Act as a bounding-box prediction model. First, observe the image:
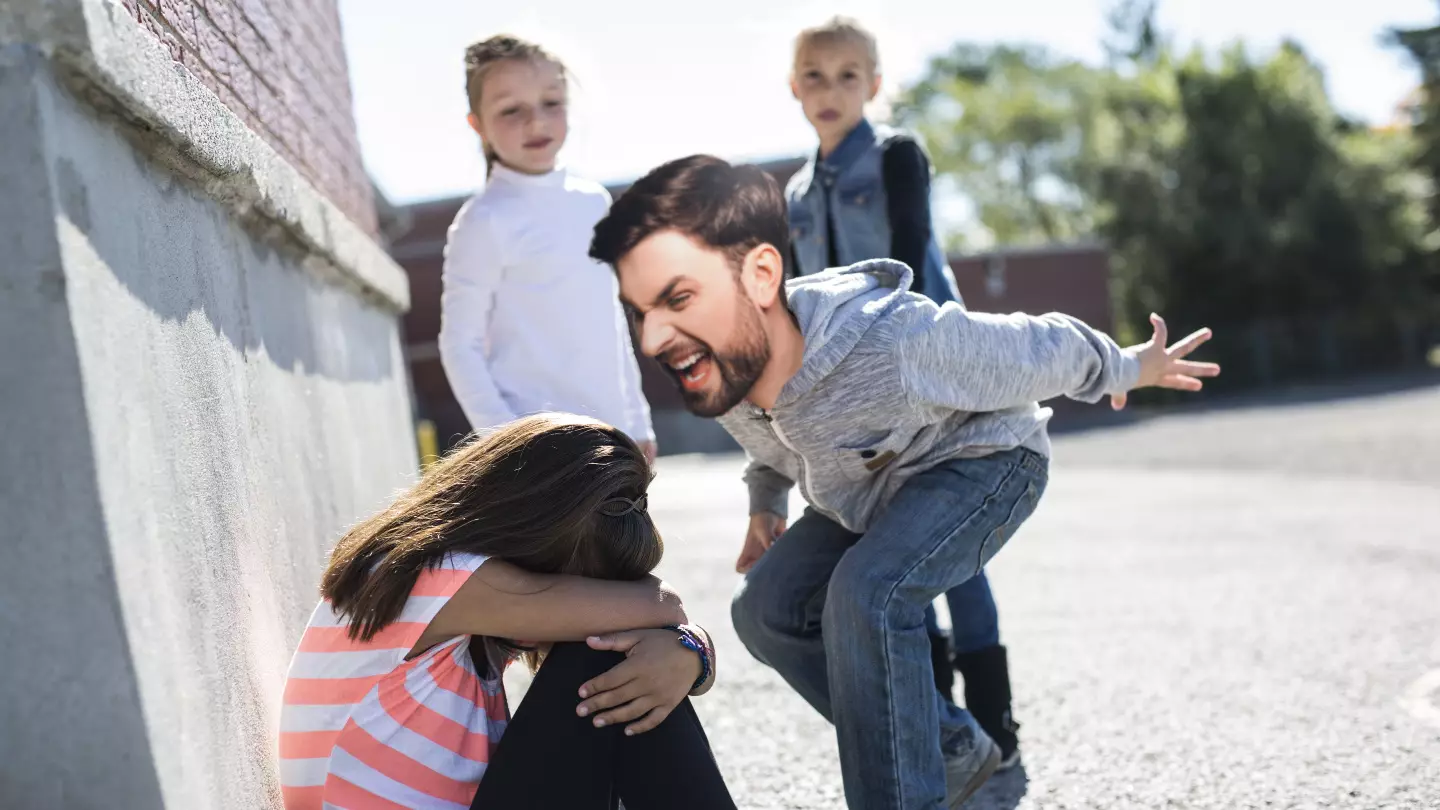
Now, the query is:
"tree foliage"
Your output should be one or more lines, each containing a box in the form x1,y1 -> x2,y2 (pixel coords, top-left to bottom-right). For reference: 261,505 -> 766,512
894,4 -> 1435,380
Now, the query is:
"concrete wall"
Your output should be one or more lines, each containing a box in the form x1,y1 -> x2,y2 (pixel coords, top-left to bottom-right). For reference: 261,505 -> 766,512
0,3 -> 416,808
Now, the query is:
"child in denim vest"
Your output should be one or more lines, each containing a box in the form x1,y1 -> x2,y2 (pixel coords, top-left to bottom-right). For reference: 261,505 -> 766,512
782,16 -> 1022,770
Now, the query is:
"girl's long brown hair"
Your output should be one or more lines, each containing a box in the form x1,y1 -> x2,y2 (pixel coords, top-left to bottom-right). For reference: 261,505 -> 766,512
321,413 -> 660,643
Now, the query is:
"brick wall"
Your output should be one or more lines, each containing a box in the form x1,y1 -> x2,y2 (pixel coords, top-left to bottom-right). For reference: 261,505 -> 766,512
117,0 -> 378,234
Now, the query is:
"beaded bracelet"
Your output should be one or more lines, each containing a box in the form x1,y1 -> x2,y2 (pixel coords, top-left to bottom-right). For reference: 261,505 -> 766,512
664,624 -> 712,693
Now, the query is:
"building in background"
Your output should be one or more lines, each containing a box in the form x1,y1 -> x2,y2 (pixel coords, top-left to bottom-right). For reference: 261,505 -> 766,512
0,1 -> 415,807
388,159 -> 1116,456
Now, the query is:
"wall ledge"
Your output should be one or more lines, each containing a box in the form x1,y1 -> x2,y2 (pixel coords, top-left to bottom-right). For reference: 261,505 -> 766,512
1,0 -> 409,313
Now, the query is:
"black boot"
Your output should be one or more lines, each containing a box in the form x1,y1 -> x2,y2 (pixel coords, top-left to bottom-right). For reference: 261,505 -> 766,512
928,631 -> 955,702
954,644 -> 1021,769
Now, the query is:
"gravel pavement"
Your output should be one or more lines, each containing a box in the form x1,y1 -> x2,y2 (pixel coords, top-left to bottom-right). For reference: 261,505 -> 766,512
516,377 -> 1440,809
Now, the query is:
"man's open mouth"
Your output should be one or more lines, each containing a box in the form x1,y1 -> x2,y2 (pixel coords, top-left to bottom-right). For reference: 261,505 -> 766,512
669,350 -> 714,391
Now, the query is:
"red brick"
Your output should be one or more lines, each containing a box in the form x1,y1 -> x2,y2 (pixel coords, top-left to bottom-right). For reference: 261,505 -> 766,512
155,0 -> 199,47
235,0 -> 279,51
230,58 -> 262,117
137,5 -> 186,63
294,126 -> 316,173
231,15 -> 266,70
124,0 -> 378,235
198,0 -> 236,39
317,153 -> 341,200
268,107 -> 300,161
190,14 -> 231,85
277,54 -> 309,109
255,59 -> 289,112
250,72 -> 280,129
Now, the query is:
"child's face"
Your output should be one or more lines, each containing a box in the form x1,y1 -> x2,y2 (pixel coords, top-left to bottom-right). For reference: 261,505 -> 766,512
790,41 -> 881,148
468,58 -> 568,175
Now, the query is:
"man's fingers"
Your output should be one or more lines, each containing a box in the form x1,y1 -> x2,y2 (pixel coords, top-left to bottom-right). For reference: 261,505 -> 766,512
1149,313 -> 1168,347
1165,327 -> 1212,359
624,706 -> 672,736
736,548 -> 761,574
592,695 -> 659,727
1110,391 -> 1128,411
1159,374 -> 1204,391
586,631 -> 642,654
736,544 -> 756,573
578,660 -> 637,699
1172,359 -> 1221,377
577,680 -> 645,719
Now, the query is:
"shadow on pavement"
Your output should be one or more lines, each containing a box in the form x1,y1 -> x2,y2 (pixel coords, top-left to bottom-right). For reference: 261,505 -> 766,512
963,763 -> 1030,809
1047,368 -> 1440,438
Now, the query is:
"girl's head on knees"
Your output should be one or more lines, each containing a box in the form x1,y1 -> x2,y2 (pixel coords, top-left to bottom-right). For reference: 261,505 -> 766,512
464,35 -> 569,176
322,413 -> 660,640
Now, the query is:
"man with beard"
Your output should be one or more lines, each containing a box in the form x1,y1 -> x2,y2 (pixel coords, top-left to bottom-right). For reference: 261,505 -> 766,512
588,155 -> 1219,810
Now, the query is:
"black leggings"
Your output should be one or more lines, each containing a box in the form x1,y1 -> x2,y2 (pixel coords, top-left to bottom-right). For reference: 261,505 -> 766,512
469,642 -> 738,809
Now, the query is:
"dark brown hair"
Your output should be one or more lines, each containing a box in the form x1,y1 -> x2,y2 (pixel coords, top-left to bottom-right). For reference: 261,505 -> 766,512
321,413 -> 659,642
463,35 -> 567,175
589,155 -> 792,303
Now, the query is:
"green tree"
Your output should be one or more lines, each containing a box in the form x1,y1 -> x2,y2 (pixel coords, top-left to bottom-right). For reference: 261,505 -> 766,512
1388,15 -> 1440,302
892,45 -> 1104,247
895,12 -> 1432,384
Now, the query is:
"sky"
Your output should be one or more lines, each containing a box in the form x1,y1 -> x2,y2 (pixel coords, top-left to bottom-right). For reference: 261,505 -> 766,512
340,0 -> 1438,207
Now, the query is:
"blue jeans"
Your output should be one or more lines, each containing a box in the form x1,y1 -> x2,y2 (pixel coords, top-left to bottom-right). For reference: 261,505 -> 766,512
926,572 -> 1001,653
731,448 -> 1048,810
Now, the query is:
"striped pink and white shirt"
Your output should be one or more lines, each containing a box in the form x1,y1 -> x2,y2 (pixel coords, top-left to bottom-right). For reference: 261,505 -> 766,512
279,552 -> 507,809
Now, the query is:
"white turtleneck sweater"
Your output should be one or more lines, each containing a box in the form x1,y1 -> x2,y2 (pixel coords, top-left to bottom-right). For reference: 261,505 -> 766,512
438,164 -> 654,442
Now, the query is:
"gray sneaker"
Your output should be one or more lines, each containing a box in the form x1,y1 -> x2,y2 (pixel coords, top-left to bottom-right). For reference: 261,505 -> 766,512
944,732 -> 1002,808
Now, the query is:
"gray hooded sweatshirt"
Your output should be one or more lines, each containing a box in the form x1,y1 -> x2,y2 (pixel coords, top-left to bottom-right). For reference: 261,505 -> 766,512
715,259 -> 1141,533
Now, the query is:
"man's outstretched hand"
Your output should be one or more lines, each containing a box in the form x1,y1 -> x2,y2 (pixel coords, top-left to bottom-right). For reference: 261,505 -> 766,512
1112,313 -> 1222,411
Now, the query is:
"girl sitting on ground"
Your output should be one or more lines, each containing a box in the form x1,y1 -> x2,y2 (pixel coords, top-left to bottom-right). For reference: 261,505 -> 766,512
277,414 -> 737,809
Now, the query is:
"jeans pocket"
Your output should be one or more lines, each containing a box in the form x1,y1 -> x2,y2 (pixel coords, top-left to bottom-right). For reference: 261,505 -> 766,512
975,477 -> 1043,575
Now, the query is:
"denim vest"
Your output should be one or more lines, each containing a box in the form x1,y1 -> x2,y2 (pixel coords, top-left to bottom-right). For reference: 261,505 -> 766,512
785,119 -> 961,306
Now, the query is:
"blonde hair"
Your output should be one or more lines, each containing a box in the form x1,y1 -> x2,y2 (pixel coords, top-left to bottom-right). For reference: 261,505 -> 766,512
793,16 -> 880,75
463,35 -> 567,174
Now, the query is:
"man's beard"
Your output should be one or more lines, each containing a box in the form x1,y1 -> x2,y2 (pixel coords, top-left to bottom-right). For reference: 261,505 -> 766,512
673,300 -> 771,419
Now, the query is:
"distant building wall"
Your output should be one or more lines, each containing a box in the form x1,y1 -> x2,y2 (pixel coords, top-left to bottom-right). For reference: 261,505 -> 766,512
951,243 -> 1117,423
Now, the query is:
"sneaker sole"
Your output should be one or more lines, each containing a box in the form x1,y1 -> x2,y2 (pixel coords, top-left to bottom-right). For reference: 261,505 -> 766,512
996,749 -> 1022,772
947,740 -> 1002,809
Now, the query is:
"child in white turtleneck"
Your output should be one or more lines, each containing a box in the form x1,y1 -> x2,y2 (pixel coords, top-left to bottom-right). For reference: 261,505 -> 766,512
439,35 -> 655,460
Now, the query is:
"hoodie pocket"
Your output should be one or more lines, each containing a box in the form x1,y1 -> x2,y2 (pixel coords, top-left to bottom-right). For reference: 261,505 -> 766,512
833,432 -> 904,482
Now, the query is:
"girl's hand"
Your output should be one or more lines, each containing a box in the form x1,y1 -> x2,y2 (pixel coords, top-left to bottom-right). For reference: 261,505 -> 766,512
575,629 -> 702,735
